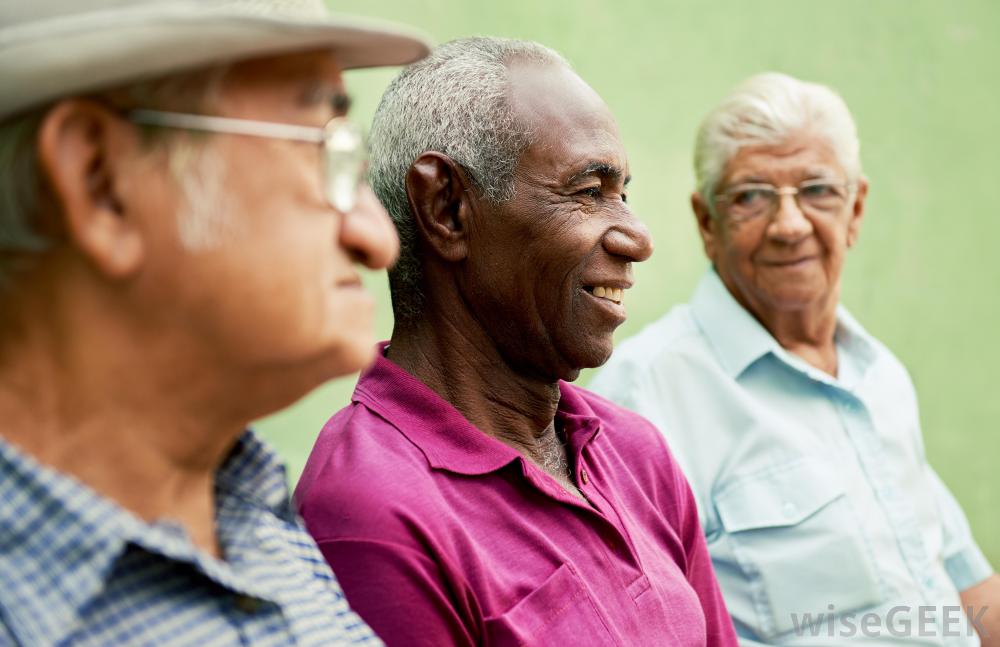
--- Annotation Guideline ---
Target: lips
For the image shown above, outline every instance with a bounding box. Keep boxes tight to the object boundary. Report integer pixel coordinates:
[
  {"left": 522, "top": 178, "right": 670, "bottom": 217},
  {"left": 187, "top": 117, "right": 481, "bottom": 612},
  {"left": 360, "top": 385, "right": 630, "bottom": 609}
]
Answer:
[{"left": 760, "top": 256, "right": 817, "bottom": 267}]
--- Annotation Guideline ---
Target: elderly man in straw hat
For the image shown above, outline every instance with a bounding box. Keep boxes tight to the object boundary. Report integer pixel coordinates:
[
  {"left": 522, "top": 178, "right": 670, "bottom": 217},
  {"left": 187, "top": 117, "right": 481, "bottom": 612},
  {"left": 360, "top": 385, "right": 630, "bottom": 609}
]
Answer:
[{"left": 0, "top": 1, "right": 428, "bottom": 645}]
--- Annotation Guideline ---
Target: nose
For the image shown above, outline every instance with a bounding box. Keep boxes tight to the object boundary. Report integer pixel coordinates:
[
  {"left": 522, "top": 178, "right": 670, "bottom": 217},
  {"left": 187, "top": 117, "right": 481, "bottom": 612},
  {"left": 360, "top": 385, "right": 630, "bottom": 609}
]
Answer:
[
  {"left": 339, "top": 185, "right": 400, "bottom": 269},
  {"left": 768, "top": 192, "right": 813, "bottom": 243},
  {"left": 602, "top": 211, "right": 654, "bottom": 263}
]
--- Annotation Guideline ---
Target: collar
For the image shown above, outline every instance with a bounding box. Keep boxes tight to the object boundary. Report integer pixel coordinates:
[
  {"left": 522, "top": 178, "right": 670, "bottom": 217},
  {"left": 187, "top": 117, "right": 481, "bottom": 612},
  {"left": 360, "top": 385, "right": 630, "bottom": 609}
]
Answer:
[
  {"left": 352, "top": 343, "right": 603, "bottom": 476},
  {"left": 690, "top": 268, "right": 780, "bottom": 378},
  {"left": 690, "top": 268, "right": 878, "bottom": 386},
  {"left": 0, "top": 430, "right": 291, "bottom": 645}
]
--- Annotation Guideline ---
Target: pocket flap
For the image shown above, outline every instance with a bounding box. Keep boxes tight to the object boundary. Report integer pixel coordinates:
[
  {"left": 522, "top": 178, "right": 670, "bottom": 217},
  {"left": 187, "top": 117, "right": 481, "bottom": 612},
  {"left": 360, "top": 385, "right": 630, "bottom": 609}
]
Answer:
[{"left": 714, "top": 459, "right": 846, "bottom": 532}]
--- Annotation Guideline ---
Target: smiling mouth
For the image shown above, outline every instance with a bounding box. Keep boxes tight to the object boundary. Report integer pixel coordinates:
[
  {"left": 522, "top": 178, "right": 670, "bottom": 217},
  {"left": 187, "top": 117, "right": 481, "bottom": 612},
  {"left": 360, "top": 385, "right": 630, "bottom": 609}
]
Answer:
[
  {"left": 763, "top": 256, "right": 816, "bottom": 267},
  {"left": 584, "top": 285, "right": 625, "bottom": 305}
]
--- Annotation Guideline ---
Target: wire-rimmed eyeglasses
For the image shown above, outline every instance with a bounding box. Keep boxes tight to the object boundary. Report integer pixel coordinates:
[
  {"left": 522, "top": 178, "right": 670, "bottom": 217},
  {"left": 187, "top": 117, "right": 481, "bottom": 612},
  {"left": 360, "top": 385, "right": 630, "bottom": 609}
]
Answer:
[
  {"left": 714, "top": 179, "right": 854, "bottom": 222},
  {"left": 126, "top": 109, "right": 367, "bottom": 213}
]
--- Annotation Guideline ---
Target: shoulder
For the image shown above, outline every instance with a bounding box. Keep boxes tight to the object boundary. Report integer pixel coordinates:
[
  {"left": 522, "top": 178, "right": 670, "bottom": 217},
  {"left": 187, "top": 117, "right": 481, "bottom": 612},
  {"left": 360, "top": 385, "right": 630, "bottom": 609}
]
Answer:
[
  {"left": 295, "top": 402, "right": 443, "bottom": 545},
  {"left": 567, "top": 385, "right": 689, "bottom": 486},
  {"left": 590, "top": 304, "right": 718, "bottom": 397}
]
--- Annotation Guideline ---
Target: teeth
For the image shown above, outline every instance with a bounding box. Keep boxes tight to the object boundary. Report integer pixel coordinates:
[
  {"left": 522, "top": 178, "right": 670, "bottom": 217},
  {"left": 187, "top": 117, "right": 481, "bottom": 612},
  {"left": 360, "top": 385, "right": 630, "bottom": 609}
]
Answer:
[{"left": 590, "top": 286, "right": 624, "bottom": 304}]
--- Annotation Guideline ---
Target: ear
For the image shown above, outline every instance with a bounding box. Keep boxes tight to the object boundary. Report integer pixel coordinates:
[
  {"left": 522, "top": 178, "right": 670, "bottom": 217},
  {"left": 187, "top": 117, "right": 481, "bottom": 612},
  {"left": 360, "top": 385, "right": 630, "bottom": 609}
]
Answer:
[
  {"left": 691, "top": 191, "right": 719, "bottom": 261},
  {"left": 846, "top": 176, "right": 868, "bottom": 249},
  {"left": 37, "top": 99, "right": 145, "bottom": 279},
  {"left": 404, "top": 152, "right": 474, "bottom": 263}
]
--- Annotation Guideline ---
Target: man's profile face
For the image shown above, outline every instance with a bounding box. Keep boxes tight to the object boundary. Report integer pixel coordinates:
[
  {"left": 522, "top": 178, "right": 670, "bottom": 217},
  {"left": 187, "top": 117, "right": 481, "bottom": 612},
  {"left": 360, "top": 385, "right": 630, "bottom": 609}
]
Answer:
[
  {"left": 705, "top": 130, "right": 865, "bottom": 316},
  {"left": 463, "top": 62, "right": 652, "bottom": 382},
  {"left": 137, "top": 50, "right": 399, "bottom": 385}
]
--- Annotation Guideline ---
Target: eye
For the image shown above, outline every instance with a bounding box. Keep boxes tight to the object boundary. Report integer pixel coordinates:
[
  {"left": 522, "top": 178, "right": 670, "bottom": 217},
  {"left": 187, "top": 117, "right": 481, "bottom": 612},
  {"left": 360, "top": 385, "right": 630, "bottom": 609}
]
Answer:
[
  {"left": 731, "top": 187, "right": 769, "bottom": 207},
  {"left": 621, "top": 192, "right": 628, "bottom": 203},
  {"left": 799, "top": 182, "right": 840, "bottom": 199},
  {"left": 577, "top": 186, "right": 602, "bottom": 199}
]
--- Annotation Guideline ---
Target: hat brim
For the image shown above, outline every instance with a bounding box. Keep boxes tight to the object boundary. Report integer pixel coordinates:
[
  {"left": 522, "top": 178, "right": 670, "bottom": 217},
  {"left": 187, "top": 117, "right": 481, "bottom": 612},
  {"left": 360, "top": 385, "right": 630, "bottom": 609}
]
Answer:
[{"left": 0, "top": 6, "right": 431, "bottom": 119}]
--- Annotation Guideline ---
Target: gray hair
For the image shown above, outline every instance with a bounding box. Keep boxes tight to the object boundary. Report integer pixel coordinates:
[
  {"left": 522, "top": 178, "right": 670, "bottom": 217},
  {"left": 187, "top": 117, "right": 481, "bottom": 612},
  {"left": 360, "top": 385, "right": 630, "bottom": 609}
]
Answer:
[
  {"left": 0, "top": 65, "right": 229, "bottom": 295},
  {"left": 368, "top": 36, "right": 568, "bottom": 323},
  {"left": 694, "top": 72, "right": 861, "bottom": 207}
]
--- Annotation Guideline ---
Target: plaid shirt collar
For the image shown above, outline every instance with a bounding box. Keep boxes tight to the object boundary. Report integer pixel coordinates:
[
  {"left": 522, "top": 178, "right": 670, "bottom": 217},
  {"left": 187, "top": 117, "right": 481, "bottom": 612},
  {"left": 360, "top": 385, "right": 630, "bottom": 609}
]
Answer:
[{"left": 0, "top": 430, "right": 293, "bottom": 645}]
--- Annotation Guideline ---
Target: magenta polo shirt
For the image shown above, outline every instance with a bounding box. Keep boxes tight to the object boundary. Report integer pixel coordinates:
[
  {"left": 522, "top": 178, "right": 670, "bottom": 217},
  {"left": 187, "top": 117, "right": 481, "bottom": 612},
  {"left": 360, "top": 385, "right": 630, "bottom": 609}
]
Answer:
[{"left": 296, "top": 346, "right": 737, "bottom": 647}]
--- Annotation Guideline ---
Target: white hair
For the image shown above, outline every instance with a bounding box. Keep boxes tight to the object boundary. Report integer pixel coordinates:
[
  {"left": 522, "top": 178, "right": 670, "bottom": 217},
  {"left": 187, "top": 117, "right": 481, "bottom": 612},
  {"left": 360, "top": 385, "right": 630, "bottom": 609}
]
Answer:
[
  {"left": 694, "top": 72, "right": 861, "bottom": 205},
  {"left": 0, "top": 65, "right": 231, "bottom": 293},
  {"left": 368, "top": 36, "right": 568, "bottom": 322},
  {"left": 169, "top": 141, "right": 238, "bottom": 250}
]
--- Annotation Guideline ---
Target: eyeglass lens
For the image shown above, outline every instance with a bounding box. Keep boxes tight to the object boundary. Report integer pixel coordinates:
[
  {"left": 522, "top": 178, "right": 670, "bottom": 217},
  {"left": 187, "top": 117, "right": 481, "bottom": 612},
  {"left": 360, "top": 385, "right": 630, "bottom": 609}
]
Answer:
[{"left": 323, "top": 119, "right": 368, "bottom": 213}]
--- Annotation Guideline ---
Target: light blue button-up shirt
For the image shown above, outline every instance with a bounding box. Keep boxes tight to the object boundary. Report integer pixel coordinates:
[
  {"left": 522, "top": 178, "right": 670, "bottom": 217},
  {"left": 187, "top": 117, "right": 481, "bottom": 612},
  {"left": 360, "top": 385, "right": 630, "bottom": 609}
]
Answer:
[{"left": 590, "top": 269, "right": 993, "bottom": 646}]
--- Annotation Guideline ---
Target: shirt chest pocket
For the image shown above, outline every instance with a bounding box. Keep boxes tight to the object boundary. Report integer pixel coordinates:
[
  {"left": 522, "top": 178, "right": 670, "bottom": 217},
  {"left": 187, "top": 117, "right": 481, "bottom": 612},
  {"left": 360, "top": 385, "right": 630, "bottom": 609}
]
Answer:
[
  {"left": 483, "top": 563, "right": 617, "bottom": 647},
  {"left": 714, "top": 459, "right": 882, "bottom": 639}
]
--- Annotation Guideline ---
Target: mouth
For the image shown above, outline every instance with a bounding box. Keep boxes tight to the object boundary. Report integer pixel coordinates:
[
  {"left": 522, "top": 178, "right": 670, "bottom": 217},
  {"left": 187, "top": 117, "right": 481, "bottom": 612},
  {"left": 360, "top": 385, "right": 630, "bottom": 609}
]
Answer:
[
  {"left": 761, "top": 256, "right": 817, "bottom": 268},
  {"left": 334, "top": 274, "right": 364, "bottom": 289}
]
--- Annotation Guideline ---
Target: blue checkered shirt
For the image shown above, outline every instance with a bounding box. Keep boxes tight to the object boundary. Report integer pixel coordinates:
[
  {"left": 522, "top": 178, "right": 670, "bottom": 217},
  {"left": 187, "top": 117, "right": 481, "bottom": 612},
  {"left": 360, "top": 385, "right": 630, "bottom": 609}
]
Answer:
[{"left": 0, "top": 431, "right": 382, "bottom": 646}]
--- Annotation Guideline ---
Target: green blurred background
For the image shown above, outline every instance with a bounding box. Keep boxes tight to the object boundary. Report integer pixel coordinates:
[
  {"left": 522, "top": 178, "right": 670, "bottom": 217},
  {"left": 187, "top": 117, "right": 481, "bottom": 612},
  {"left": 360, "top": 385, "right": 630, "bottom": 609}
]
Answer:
[{"left": 258, "top": 0, "right": 999, "bottom": 565}]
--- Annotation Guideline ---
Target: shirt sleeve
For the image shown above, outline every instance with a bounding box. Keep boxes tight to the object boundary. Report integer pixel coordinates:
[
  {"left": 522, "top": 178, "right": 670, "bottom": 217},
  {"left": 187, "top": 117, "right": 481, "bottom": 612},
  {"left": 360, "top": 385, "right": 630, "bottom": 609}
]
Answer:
[
  {"left": 316, "top": 537, "right": 478, "bottom": 647},
  {"left": 926, "top": 466, "right": 994, "bottom": 590},
  {"left": 667, "top": 447, "right": 740, "bottom": 647}
]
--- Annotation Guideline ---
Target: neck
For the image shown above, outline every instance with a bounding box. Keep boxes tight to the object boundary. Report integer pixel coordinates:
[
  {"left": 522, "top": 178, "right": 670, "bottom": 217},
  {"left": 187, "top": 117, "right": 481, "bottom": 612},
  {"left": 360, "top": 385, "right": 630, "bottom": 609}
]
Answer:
[
  {"left": 0, "top": 289, "right": 255, "bottom": 559},
  {"left": 746, "top": 285, "right": 841, "bottom": 376},
  {"left": 387, "top": 307, "right": 562, "bottom": 461}
]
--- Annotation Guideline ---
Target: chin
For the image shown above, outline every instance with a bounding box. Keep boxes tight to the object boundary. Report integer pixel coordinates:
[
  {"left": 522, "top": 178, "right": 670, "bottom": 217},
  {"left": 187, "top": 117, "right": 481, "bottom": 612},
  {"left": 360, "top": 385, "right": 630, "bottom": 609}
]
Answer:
[
  {"left": 330, "top": 336, "right": 378, "bottom": 376},
  {"left": 556, "top": 338, "right": 614, "bottom": 380}
]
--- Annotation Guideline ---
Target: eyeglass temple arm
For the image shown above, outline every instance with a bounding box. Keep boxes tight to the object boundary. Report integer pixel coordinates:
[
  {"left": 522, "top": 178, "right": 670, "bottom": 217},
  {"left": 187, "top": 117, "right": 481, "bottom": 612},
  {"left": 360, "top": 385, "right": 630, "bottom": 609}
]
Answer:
[{"left": 127, "top": 109, "right": 326, "bottom": 144}]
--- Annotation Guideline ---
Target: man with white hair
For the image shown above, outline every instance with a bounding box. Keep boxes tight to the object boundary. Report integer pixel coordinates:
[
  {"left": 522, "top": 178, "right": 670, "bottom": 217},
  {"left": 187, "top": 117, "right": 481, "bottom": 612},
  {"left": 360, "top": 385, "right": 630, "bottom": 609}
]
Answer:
[
  {"left": 0, "top": 1, "right": 427, "bottom": 645},
  {"left": 590, "top": 73, "right": 999, "bottom": 645}
]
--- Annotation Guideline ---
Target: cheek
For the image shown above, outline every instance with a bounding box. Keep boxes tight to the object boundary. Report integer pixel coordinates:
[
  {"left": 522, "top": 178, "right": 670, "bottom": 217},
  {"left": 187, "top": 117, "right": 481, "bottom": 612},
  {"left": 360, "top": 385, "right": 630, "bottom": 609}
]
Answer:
[{"left": 720, "top": 226, "right": 761, "bottom": 271}]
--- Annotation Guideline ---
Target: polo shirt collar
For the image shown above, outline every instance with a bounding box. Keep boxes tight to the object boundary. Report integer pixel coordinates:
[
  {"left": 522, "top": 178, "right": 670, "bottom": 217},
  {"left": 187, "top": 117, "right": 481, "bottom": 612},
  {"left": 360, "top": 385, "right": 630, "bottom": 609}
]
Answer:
[{"left": 352, "top": 343, "right": 602, "bottom": 476}]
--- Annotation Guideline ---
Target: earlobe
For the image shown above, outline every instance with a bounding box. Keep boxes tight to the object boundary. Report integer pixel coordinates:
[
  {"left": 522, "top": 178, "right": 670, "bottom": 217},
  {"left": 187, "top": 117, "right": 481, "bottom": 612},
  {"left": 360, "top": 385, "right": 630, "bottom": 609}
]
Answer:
[
  {"left": 405, "top": 152, "right": 471, "bottom": 263},
  {"left": 37, "top": 100, "right": 145, "bottom": 278}
]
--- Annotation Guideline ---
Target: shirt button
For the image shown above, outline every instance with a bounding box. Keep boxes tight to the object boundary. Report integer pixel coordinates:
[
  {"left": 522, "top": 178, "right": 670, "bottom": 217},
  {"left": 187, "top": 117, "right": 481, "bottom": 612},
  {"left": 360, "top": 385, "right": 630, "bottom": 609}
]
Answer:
[
  {"left": 235, "top": 595, "right": 262, "bottom": 614},
  {"left": 782, "top": 502, "right": 798, "bottom": 519},
  {"left": 580, "top": 469, "right": 590, "bottom": 485}
]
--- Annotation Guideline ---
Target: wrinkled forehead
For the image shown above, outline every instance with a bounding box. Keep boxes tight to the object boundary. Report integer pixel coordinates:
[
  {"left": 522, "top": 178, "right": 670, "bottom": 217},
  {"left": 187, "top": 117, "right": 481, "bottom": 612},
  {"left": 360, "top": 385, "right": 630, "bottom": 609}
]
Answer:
[
  {"left": 723, "top": 131, "right": 846, "bottom": 184},
  {"left": 507, "top": 62, "right": 626, "bottom": 177}
]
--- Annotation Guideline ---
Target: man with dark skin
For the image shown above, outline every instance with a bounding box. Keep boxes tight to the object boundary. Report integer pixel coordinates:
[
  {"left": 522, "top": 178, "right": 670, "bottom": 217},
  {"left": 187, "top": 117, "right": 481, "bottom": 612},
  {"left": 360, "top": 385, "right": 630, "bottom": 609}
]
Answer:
[
  {"left": 386, "top": 61, "right": 642, "bottom": 494},
  {"left": 297, "top": 37, "right": 739, "bottom": 647}
]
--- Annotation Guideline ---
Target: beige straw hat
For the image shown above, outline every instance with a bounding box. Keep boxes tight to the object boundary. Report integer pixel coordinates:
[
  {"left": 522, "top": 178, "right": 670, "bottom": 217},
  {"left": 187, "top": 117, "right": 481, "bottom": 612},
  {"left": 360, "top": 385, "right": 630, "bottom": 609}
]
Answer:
[{"left": 0, "top": 0, "right": 431, "bottom": 119}]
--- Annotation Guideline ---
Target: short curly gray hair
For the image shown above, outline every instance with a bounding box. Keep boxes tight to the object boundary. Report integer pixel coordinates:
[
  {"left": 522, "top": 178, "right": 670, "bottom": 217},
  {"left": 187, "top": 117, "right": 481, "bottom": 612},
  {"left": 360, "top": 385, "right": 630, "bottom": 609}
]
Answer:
[{"left": 368, "top": 36, "right": 568, "bottom": 323}]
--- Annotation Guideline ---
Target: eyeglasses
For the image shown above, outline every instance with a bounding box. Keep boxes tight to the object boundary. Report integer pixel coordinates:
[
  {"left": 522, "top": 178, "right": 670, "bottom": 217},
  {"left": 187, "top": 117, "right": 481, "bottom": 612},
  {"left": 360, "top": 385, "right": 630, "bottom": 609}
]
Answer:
[
  {"left": 713, "top": 179, "right": 854, "bottom": 222},
  {"left": 126, "top": 109, "right": 367, "bottom": 213}
]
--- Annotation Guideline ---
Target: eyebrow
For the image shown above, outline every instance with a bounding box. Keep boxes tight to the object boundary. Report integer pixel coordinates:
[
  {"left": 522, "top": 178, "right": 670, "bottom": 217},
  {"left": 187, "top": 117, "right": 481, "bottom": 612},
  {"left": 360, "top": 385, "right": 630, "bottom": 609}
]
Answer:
[
  {"left": 567, "top": 162, "right": 631, "bottom": 187},
  {"left": 731, "top": 169, "right": 840, "bottom": 185}
]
